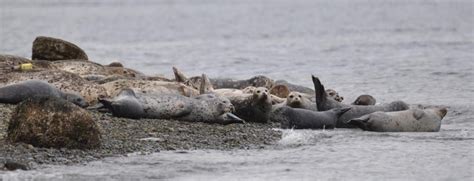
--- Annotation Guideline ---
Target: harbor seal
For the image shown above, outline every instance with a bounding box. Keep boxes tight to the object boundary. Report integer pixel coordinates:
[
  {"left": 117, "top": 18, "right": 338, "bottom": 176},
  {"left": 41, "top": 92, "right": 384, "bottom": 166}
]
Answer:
[
  {"left": 346, "top": 108, "right": 447, "bottom": 132},
  {"left": 214, "top": 87, "right": 273, "bottom": 123},
  {"left": 101, "top": 79, "right": 199, "bottom": 97},
  {"left": 211, "top": 75, "right": 274, "bottom": 89},
  {"left": 351, "top": 94, "right": 376, "bottom": 105},
  {"left": 98, "top": 89, "right": 244, "bottom": 124},
  {"left": 0, "top": 69, "right": 107, "bottom": 104},
  {"left": 0, "top": 80, "right": 88, "bottom": 107},
  {"left": 283, "top": 91, "right": 318, "bottom": 111},
  {"left": 274, "top": 107, "right": 351, "bottom": 129},
  {"left": 312, "top": 76, "right": 409, "bottom": 128}
]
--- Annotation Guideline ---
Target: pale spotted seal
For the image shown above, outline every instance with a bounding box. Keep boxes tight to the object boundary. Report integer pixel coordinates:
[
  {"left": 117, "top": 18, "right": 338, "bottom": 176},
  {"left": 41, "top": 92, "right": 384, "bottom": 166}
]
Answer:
[
  {"left": 0, "top": 80, "right": 88, "bottom": 107},
  {"left": 312, "top": 76, "right": 409, "bottom": 128},
  {"left": 99, "top": 89, "right": 244, "bottom": 124},
  {"left": 346, "top": 108, "right": 447, "bottom": 132}
]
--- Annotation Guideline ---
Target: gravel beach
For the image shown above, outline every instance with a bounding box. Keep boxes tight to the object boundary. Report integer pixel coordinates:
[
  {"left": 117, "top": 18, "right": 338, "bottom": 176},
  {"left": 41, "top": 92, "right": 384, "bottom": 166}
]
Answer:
[{"left": 0, "top": 103, "right": 282, "bottom": 170}]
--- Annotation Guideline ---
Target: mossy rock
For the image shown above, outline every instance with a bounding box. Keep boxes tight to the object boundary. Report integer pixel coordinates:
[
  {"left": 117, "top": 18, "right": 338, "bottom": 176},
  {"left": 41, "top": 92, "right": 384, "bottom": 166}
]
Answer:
[
  {"left": 7, "top": 96, "right": 100, "bottom": 149},
  {"left": 32, "top": 36, "right": 88, "bottom": 61}
]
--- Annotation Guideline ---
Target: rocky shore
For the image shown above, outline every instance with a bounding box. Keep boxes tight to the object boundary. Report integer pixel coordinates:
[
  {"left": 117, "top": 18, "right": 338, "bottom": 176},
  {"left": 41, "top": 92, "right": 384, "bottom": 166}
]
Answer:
[{"left": 0, "top": 103, "right": 282, "bottom": 170}]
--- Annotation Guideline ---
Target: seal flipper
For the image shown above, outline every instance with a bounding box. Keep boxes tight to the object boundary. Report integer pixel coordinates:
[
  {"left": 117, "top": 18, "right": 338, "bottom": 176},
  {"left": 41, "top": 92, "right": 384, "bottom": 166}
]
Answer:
[
  {"left": 173, "top": 67, "right": 188, "bottom": 82},
  {"left": 346, "top": 115, "right": 370, "bottom": 130},
  {"left": 219, "top": 113, "right": 246, "bottom": 125},
  {"left": 333, "top": 107, "right": 352, "bottom": 118},
  {"left": 199, "top": 74, "right": 214, "bottom": 94},
  {"left": 413, "top": 109, "right": 425, "bottom": 120},
  {"left": 312, "top": 75, "right": 327, "bottom": 111}
]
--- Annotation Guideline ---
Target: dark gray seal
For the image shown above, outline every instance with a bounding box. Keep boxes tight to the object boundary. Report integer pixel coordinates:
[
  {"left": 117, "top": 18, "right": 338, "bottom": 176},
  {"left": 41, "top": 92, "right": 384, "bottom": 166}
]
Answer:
[
  {"left": 346, "top": 108, "right": 447, "bottom": 132},
  {"left": 352, "top": 94, "right": 376, "bottom": 105},
  {"left": 312, "top": 76, "right": 409, "bottom": 128},
  {"left": 0, "top": 80, "right": 88, "bottom": 107},
  {"left": 273, "top": 107, "right": 351, "bottom": 129},
  {"left": 99, "top": 89, "right": 244, "bottom": 124}
]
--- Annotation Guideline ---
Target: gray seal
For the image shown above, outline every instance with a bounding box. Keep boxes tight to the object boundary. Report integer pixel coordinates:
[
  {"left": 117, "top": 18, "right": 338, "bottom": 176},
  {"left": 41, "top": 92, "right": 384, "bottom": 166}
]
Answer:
[
  {"left": 98, "top": 89, "right": 244, "bottom": 124},
  {"left": 0, "top": 80, "right": 88, "bottom": 107},
  {"left": 283, "top": 91, "right": 318, "bottom": 111},
  {"left": 351, "top": 94, "right": 376, "bottom": 105},
  {"left": 312, "top": 76, "right": 409, "bottom": 128},
  {"left": 346, "top": 108, "right": 447, "bottom": 132},
  {"left": 273, "top": 107, "right": 351, "bottom": 129}
]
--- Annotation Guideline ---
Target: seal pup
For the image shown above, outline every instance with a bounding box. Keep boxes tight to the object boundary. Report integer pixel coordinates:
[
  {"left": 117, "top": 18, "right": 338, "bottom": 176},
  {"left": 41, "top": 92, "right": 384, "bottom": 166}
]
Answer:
[
  {"left": 312, "top": 76, "right": 409, "bottom": 128},
  {"left": 0, "top": 80, "right": 88, "bottom": 107},
  {"left": 99, "top": 89, "right": 244, "bottom": 124},
  {"left": 218, "top": 87, "right": 273, "bottom": 123},
  {"left": 274, "top": 107, "right": 351, "bottom": 129},
  {"left": 0, "top": 69, "right": 107, "bottom": 105},
  {"left": 346, "top": 108, "right": 447, "bottom": 132},
  {"left": 352, "top": 94, "right": 376, "bottom": 105},
  {"left": 242, "top": 85, "right": 285, "bottom": 105}
]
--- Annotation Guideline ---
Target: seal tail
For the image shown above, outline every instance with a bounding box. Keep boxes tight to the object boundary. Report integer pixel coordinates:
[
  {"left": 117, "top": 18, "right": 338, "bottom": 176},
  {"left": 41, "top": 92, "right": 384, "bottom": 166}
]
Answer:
[
  {"left": 173, "top": 66, "right": 188, "bottom": 82},
  {"left": 200, "top": 74, "right": 214, "bottom": 94},
  {"left": 311, "top": 75, "right": 327, "bottom": 111}
]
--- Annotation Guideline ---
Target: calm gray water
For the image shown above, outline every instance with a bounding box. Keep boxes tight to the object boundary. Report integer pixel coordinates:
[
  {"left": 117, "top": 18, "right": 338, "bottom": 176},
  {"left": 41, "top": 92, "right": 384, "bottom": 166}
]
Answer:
[{"left": 1, "top": 0, "right": 473, "bottom": 180}]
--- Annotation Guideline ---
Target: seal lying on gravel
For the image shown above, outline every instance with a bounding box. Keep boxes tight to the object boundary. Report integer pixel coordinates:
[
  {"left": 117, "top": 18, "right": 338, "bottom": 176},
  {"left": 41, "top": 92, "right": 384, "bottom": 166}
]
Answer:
[
  {"left": 0, "top": 69, "right": 107, "bottom": 104},
  {"left": 282, "top": 91, "right": 317, "bottom": 111},
  {"left": 346, "top": 108, "right": 447, "bottom": 132},
  {"left": 0, "top": 80, "right": 88, "bottom": 107},
  {"left": 274, "top": 107, "right": 351, "bottom": 129},
  {"left": 99, "top": 89, "right": 244, "bottom": 124},
  {"left": 101, "top": 79, "right": 199, "bottom": 97},
  {"left": 351, "top": 94, "right": 376, "bottom": 105},
  {"left": 312, "top": 76, "right": 409, "bottom": 128},
  {"left": 213, "top": 86, "right": 273, "bottom": 123}
]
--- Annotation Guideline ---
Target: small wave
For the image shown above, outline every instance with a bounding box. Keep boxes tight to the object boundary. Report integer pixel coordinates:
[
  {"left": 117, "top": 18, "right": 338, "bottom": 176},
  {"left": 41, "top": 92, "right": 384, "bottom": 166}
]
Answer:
[{"left": 277, "top": 129, "right": 333, "bottom": 147}]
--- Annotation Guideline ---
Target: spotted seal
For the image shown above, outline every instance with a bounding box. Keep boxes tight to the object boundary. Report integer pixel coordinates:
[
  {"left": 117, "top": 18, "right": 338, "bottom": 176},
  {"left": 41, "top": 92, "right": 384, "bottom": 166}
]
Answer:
[
  {"left": 351, "top": 94, "right": 376, "bottom": 105},
  {"left": 99, "top": 89, "right": 244, "bottom": 124},
  {"left": 273, "top": 107, "right": 351, "bottom": 129},
  {"left": 0, "top": 80, "right": 88, "bottom": 107},
  {"left": 101, "top": 79, "right": 199, "bottom": 98},
  {"left": 346, "top": 108, "right": 447, "bottom": 132},
  {"left": 214, "top": 86, "right": 272, "bottom": 123},
  {"left": 312, "top": 76, "right": 409, "bottom": 128}
]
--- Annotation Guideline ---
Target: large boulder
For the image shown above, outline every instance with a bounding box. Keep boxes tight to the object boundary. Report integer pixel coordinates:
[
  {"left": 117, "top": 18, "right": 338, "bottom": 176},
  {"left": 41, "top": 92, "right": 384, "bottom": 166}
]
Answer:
[
  {"left": 32, "top": 36, "right": 88, "bottom": 61},
  {"left": 7, "top": 96, "right": 100, "bottom": 149}
]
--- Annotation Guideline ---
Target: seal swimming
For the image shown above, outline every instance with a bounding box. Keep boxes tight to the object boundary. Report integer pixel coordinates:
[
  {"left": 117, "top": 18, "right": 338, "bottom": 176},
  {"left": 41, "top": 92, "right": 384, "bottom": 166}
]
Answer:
[
  {"left": 346, "top": 107, "right": 447, "bottom": 132},
  {"left": 312, "top": 76, "right": 409, "bottom": 128},
  {"left": 0, "top": 80, "right": 88, "bottom": 107},
  {"left": 98, "top": 89, "right": 244, "bottom": 124},
  {"left": 274, "top": 107, "right": 351, "bottom": 129}
]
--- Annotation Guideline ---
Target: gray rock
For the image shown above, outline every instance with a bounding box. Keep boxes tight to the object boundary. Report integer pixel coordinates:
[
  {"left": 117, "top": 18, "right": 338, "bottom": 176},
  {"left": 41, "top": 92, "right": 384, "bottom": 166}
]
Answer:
[
  {"left": 7, "top": 96, "right": 101, "bottom": 149},
  {"left": 32, "top": 36, "right": 88, "bottom": 61}
]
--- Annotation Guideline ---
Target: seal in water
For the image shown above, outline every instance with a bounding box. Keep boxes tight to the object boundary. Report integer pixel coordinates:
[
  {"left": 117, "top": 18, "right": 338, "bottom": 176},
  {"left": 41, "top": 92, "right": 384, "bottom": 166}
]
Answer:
[
  {"left": 346, "top": 107, "right": 447, "bottom": 132},
  {"left": 312, "top": 76, "right": 409, "bottom": 128},
  {"left": 351, "top": 94, "right": 376, "bottom": 105},
  {"left": 274, "top": 107, "right": 351, "bottom": 129},
  {"left": 0, "top": 80, "right": 88, "bottom": 107},
  {"left": 98, "top": 89, "right": 244, "bottom": 124}
]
